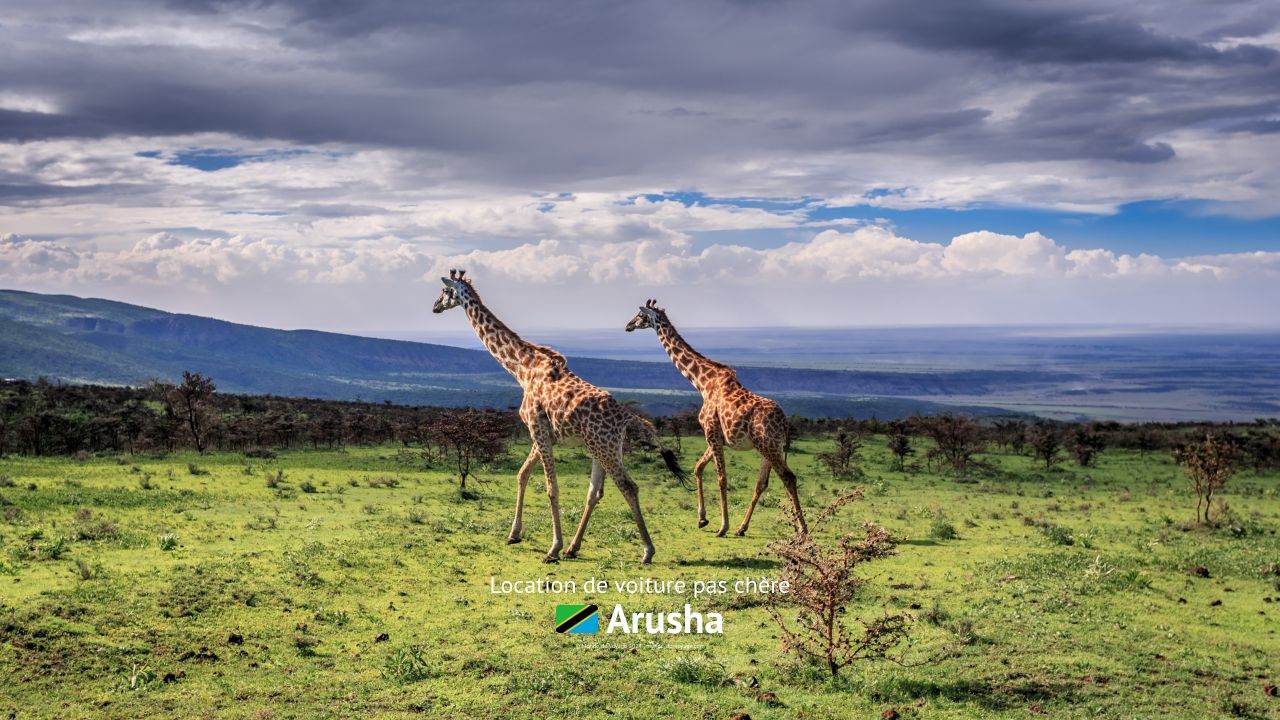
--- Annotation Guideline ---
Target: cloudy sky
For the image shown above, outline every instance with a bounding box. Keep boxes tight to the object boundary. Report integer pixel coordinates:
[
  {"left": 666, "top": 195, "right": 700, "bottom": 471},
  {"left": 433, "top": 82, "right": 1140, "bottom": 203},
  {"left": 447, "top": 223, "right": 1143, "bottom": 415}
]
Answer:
[{"left": 2, "top": 0, "right": 1279, "bottom": 333}]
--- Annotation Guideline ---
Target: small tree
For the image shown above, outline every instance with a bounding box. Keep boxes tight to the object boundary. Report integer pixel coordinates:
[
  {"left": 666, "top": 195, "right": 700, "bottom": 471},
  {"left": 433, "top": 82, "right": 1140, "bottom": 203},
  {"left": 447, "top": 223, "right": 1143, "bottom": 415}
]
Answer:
[
  {"left": 818, "top": 426, "right": 861, "bottom": 478},
  {"left": 1173, "top": 433, "right": 1241, "bottom": 524},
  {"left": 424, "top": 408, "right": 513, "bottom": 489},
  {"left": 886, "top": 422, "right": 914, "bottom": 471},
  {"left": 919, "top": 415, "right": 982, "bottom": 475},
  {"left": 1244, "top": 431, "right": 1280, "bottom": 474},
  {"left": 1068, "top": 424, "right": 1105, "bottom": 467},
  {"left": 1028, "top": 422, "right": 1062, "bottom": 469},
  {"left": 163, "top": 371, "right": 216, "bottom": 454},
  {"left": 767, "top": 490, "right": 913, "bottom": 679},
  {"left": 1133, "top": 426, "right": 1160, "bottom": 458},
  {"left": 992, "top": 419, "right": 1028, "bottom": 454}
]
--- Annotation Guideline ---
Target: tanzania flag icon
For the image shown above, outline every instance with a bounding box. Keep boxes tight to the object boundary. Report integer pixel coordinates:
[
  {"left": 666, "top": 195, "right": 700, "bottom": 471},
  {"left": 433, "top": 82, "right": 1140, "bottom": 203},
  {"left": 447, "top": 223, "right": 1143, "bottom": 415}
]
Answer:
[{"left": 555, "top": 604, "right": 599, "bottom": 634}]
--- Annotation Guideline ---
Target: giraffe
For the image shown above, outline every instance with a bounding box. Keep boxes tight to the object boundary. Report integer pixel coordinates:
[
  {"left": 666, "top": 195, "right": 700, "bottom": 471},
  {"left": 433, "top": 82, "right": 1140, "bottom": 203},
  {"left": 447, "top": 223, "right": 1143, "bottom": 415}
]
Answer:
[
  {"left": 432, "top": 270, "right": 686, "bottom": 564},
  {"left": 625, "top": 300, "right": 807, "bottom": 537}
]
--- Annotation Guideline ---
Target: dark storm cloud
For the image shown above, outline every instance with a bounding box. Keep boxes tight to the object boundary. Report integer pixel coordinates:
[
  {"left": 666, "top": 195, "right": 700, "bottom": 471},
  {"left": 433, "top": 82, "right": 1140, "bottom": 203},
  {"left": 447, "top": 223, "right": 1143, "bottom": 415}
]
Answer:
[
  {"left": 837, "top": 108, "right": 993, "bottom": 147},
  {"left": 0, "top": 183, "right": 122, "bottom": 201},
  {"left": 2, "top": 0, "right": 1279, "bottom": 189},
  {"left": 850, "top": 0, "right": 1269, "bottom": 65},
  {"left": 0, "top": 109, "right": 118, "bottom": 142}
]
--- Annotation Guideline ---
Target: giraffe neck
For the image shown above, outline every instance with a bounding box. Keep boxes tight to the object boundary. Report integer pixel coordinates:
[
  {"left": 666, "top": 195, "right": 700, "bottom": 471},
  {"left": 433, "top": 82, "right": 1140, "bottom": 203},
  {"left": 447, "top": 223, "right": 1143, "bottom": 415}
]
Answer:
[
  {"left": 460, "top": 293, "right": 541, "bottom": 380},
  {"left": 655, "top": 318, "right": 722, "bottom": 393}
]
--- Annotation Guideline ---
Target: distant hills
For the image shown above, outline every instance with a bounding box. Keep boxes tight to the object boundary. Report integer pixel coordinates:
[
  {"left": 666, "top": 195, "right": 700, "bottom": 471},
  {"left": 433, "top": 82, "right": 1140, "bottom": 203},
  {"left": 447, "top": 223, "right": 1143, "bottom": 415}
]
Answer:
[{"left": 0, "top": 288, "right": 1019, "bottom": 418}]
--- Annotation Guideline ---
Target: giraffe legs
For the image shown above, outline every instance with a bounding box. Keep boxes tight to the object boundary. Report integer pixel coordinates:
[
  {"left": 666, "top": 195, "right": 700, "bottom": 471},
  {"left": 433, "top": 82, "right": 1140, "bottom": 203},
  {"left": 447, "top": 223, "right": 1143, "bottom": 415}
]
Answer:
[
  {"left": 563, "top": 459, "right": 604, "bottom": 558},
  {"left": 507, "top": 448, "right": 539, "bottom": 544},
  {"left": 696, "top": 425, "right": 731, "bottom": 536},
  {"left": 692, "top": 445, "right": 715, "bottom": 528},
  {"left": 602, "top": 454, "right": 656, "bottom": 564},
  {"left": 735, "top": 456, "right": 772, "bottom": 536},
  {"left": 736, "top": 448, "right": 807, "bottom": 536},
  {"left": 711, "top": 444, "right": 729, "bottom": 537},
  {"left": 780, "top": 457, "right": 808, "bottom": 535},
  {"left": 530, "top": 429, "right": 563, "bottom": 563}
]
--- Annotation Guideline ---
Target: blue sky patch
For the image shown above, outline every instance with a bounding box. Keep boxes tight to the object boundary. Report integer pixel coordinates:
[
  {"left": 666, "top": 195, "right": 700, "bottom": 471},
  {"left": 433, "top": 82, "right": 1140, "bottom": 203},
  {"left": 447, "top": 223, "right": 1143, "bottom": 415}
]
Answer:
[
  {"left": 134, "top": 148, "right": 314, "bottom": 172},
  {"left": 622, "top": 191, "right": 1280, "bottom": 258}
]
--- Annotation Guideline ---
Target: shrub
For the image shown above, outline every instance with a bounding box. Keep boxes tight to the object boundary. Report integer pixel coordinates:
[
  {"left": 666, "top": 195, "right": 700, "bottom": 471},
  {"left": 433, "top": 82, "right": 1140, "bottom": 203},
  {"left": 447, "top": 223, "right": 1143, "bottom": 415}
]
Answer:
[
  {"left": 246, "top": 512, "right": 278, "bottom": 531},
  {"left": 73, "top": 509, "right": 119, "bottom": 541},
  {"left": 299, "top": 481, "right": 317, "bottom": 494},
  {"left": 187, "top": 463, "right": 209, "bottom": 476},
  {"left": 1173, "top": 433, "right": 1242, "bottom": 524},
  {"left": 383, "top": 645, "right": 433, "bottom": 683},
  {"left": 1038, "top": 522, "right": 1074, "bottom": 546},
  {"left": 159, "top": 533, "right": 179, "bottom": 551},
  {"left": 16, "top": 533, "right": 71, "bottom": 561},
  {"left": 123, "top": 662, "right": 155, "bottom": 691},
  {"left": 294, "top": 634, "right": 320, "bottom": 656},
  {"left": 44, "top": 536, "right": 70, "bottom": 560},
  {"left": 767, "top": 490, "right": 914, "bottom": 679},
  {"left": 929, "top": 517, "right": 958, "bottom": 541},
  {"left": 284, "top": 552, "right": 323, "bottom": 587},
  {"left": 818, "top": 427, "right": 862, "bottom": 479}
]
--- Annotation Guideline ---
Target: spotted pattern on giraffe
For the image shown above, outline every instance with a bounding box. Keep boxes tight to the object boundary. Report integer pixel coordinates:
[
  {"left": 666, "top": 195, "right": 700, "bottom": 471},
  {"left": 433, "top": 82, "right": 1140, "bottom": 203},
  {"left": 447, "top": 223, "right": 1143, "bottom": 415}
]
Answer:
[
  {"left": 433, "top": 270, "right": 685, "bottom": 564},
  {"left": 626, "top": 299, "right": 808, "bottom": 537}
]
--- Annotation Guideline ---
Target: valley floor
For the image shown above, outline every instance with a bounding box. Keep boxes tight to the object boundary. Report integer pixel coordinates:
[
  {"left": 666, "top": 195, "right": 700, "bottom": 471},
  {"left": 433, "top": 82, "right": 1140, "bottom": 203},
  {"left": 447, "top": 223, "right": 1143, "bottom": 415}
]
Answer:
[{"left": 1, "top": 440, "right": 1278, "bottom": 719}]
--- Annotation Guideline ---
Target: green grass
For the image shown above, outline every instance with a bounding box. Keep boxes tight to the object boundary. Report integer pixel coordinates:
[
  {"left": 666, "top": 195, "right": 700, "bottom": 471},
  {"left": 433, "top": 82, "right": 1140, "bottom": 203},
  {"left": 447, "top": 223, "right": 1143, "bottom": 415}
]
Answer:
[{"left": 1, "top": 439, "right": 1278, "bottom": 719}]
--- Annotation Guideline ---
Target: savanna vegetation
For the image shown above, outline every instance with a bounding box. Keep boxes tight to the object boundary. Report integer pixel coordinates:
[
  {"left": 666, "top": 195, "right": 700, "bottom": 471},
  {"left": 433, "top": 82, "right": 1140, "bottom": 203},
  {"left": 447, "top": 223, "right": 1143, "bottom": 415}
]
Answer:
[{"left": 1, "top": 377, "right": 1279, "bottom": 718}]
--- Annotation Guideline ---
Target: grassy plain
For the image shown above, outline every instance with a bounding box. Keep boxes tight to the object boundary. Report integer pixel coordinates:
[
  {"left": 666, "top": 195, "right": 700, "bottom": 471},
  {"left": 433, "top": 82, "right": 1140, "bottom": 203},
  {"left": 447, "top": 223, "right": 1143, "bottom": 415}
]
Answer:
[{"left": 1, "top": 437, "right": 1278, "bottom": 719}]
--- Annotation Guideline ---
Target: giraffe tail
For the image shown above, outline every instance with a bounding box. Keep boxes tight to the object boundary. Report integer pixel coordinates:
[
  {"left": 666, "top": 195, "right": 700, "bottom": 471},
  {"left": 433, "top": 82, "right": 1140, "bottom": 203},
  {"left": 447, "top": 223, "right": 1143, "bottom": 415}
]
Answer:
[{"left": 627, "top": 414, "right": 690, "bottom": 487}]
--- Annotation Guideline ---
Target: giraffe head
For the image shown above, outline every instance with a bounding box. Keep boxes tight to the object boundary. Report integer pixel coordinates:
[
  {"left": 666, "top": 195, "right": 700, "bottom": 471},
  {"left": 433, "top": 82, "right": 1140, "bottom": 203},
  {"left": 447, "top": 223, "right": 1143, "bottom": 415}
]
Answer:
[
  {"left": 432, "top": 268, "right": 474, "bottom": 313},
  {"left": 624, "top": 299, "right": 666, "bottom": 332}
]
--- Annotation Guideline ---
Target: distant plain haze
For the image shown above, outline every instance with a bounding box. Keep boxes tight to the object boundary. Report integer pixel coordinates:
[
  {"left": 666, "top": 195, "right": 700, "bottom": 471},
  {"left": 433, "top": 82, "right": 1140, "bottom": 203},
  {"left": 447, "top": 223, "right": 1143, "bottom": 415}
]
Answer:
[{"left": 2, "top": 288, "right": 1277, "bottom": 421}]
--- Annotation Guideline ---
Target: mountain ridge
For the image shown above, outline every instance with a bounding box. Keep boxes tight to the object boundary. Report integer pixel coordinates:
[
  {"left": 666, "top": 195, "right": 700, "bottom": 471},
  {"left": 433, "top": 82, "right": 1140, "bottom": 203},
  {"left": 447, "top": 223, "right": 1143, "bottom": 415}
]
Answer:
[{"left": 0, "top": 288, "right": 1022, "bottom": 418}]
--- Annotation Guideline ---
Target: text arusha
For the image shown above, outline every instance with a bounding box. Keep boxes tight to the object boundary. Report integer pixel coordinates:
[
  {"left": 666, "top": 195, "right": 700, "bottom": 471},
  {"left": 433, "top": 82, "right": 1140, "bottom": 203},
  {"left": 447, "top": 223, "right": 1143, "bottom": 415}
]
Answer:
[{"left": 606, "top": 604, "right": 723, "bottom": 635}]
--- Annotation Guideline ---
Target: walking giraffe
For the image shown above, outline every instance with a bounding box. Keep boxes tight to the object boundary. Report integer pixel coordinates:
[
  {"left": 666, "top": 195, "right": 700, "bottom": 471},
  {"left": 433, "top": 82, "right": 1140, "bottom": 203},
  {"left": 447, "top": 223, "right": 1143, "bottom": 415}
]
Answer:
[
  {"left": 433, "top": 271, "right": 686, "bottom": 564},
  {"left": 625, "top": 300, "right": 807, "bottom": 537}
]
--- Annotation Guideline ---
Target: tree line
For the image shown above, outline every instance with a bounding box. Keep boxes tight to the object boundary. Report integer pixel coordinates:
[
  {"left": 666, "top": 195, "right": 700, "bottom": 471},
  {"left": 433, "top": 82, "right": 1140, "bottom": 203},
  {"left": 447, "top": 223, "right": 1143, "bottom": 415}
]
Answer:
[
  {"left": 802, "top": 414, "right": 1280, "bottom": 478},
  {"left": 2, "top": 377, "right": 1278, "bottom": 480},
  {"left": 0, "top": 376, "right": 515, "bottom": 458}
]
